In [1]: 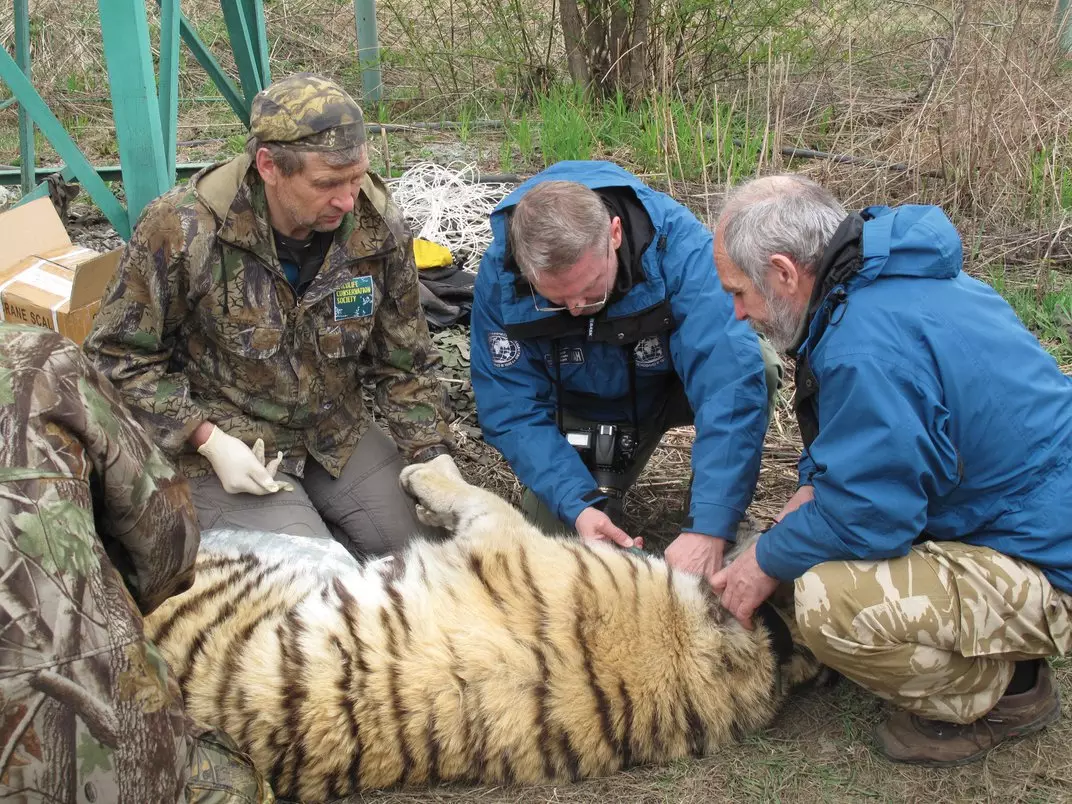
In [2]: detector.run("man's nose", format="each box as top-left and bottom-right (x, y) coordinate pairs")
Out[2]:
(332, 192), (356, 213)
(733, 297), (747, 321)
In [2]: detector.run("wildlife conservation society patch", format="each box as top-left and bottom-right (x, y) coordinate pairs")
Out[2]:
(488, 331), (521, 368)
(334, 275), (375, 321)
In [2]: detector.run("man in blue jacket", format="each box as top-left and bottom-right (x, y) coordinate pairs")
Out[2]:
(471, 161), (779, 575)
(710, 174), (1072, 765)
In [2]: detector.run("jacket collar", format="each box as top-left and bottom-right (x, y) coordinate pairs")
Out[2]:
(790, 212), (866, 357)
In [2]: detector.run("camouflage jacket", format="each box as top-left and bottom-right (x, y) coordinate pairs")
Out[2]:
(0, 323), (201, 803)
(84, 155), (452, 479)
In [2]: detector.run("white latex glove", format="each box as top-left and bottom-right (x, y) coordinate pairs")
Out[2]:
(196, 427), (293, 495)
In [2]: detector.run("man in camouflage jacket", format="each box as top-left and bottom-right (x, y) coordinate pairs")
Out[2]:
(85, 73), (452, 556)
(0, 323), (273, 804)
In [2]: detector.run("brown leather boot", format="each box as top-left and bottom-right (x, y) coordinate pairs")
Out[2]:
(875, 661), (1061, 767)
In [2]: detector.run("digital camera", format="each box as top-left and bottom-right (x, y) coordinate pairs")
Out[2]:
(563, 423), (638, 520)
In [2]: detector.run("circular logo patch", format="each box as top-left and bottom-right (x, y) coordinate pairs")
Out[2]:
(488, 331), (522, 368)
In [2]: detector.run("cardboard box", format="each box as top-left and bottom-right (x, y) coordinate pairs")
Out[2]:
(0, 197), (120, 344)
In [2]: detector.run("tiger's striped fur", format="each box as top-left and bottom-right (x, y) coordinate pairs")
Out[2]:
(146, 456), (822, 800)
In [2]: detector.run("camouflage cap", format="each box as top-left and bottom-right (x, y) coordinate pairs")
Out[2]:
(249, 73), (366, 151)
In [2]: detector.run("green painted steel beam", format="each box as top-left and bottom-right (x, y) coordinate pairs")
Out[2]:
(14, 0), (34, 198)
(164, 3), (250, 126)
(0, 46), (129, 236)
(354, 0), (383, 103)
(98, 0), (172, 230)
(242, 0), (271, 85)
(1060, 0), (1072, 53)
(159, 0), (181, 183)
(0, 163), (210, 186)
(220, 0), (266, 106)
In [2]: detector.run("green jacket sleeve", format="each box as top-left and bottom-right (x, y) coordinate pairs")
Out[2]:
(84, 199), (209, 456)
(362, 219), (453, 460)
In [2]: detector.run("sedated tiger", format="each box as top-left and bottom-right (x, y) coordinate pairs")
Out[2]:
(146, 455), (823, 801)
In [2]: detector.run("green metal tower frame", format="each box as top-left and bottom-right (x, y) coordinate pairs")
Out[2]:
(0, 0), (382, 239)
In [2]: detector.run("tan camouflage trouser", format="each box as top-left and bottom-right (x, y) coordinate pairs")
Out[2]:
(186, 728), (275, 803)
(795, 541), (1072, 724)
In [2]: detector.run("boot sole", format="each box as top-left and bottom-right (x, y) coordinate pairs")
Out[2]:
(876, 701), (1062, 768)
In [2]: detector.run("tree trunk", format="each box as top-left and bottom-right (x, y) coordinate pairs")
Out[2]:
(558, 0), (590, 87)
(608, 2), (630, 95)
(558, 0), (650, 103)
(626, 0), (652, 96)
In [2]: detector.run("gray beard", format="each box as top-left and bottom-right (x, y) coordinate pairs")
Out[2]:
(753, 289), (808, 354)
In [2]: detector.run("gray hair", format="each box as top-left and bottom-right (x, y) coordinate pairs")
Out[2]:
(246, 137), (366, 177)
(718, 174), (847, 291)
(510, 181), (609, 278)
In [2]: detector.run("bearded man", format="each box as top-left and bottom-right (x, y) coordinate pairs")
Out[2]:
(709, 174), (1072, 766)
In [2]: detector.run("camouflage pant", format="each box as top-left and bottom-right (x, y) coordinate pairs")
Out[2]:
(795, 541), (1072, 724)
(186, 727), (275, 804)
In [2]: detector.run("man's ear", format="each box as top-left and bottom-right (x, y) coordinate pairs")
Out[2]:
(254, 147), (277, 187)
(609, 216), (623, 250)
(769, 253), (803, 295)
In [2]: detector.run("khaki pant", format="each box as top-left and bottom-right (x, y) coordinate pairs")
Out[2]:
(185, 727), (275, 804)
(188, 424), (426, 559)
(522, 334), (783, 533)
(795, 541), (1072, 724)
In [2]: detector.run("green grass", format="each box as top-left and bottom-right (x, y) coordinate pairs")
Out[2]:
(987, 267), (1072, 366)
(535, 84), (596, 164)
(507, 86), (768, 183)
(1029, 141), (1072, 216)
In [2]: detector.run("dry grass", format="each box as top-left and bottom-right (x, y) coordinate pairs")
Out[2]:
(5, 0), (1072, 230)
(349, 678), (1072, 802)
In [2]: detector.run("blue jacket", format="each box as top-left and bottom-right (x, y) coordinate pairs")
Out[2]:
(756, 205), (1072, 594)
(470, 161), (769, 535)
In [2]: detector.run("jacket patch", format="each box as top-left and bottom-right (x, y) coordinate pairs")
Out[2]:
(634, 336), (666, 368)
(543, 346), (585, 368)
(334, 276), (375, 321)
(488, 331), (522, 368)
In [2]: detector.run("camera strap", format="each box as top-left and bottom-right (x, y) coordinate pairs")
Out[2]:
(626, 346), (640, 442)
(552, 336), (564, 433)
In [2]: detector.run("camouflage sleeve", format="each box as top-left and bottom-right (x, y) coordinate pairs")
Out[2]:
(364, 209), (454, 460)
(55, 336), (200, 614)
(83, 198), (209, 456)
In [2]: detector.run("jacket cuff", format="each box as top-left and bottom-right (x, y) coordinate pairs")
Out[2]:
(411, 444), (451, 463)
(754, 526), (805, 581)
(681, 502), (741, 541)
(559, 488), (608, 529)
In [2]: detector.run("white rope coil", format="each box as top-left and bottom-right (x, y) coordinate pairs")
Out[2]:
(390, 162), (515, 272)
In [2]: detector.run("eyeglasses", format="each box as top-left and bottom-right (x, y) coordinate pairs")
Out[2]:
(529, 279), (610, 313)
(528, 238), (614, 313)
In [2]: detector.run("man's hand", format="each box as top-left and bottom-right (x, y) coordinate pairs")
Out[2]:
(196, 426), (293, 495)
(575, 506), (641, 549)
(664, 532), (727, 577)
(709, 543), (779, 630)
(776, 484), (815, 522)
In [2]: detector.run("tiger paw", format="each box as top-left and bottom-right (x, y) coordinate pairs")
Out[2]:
(400, 454), (467, 529)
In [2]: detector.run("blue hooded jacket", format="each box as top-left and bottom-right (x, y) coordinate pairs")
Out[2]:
(756, 205), (1072, 594)
(470, 161), (769, 535)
